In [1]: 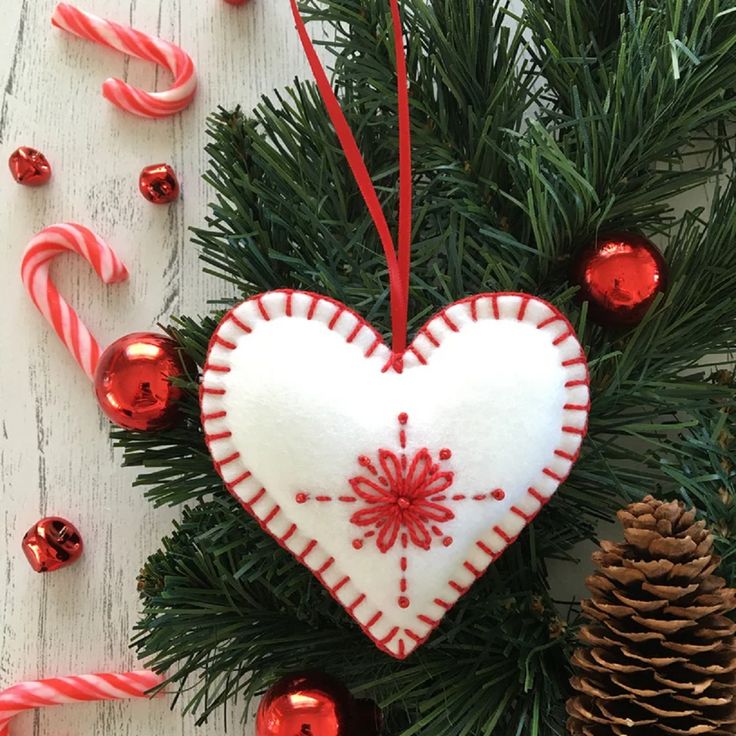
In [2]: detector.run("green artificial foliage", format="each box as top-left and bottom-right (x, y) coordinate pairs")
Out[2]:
(116, 1), (736, 733)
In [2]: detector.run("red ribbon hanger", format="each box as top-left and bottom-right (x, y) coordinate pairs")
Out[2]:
(290, 0), (413, 356)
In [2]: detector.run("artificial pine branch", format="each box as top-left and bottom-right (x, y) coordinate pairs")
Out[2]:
(114, 1), (736, 734)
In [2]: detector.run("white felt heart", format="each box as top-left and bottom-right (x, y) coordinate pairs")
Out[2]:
(201, 290), (589, 659)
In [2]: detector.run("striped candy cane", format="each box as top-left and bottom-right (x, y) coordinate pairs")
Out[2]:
(0, 671), (163, 736)
(21, 224), (129, 381)
(51, 3), (197, 119)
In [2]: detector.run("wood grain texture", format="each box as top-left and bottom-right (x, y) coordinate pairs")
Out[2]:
(0, 1), (309, 733)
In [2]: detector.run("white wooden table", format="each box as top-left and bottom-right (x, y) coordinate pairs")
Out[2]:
(0, 2), (311, 733)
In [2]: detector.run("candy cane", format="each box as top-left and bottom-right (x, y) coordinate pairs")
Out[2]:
(0, 671), (163, 736)
(51, 3), (197, 119)
(21, 224), (129, 381)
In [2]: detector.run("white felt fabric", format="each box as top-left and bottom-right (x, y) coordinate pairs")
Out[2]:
(201, 290), (589, 659)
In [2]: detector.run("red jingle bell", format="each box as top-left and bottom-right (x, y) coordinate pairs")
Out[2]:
(22, 517), (83, 573)
(139, 163), (180, 204)
(256, 672), (355, 736)
(94, 332), (189, 431)
(9, 147), (52, 186)
(571, 232), (668, 328)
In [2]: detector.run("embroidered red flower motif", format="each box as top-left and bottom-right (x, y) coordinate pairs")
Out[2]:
(349, 445), (455, 553)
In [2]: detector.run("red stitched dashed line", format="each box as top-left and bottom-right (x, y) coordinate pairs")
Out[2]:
(511, 506), (531, 522)
(398, 640), (406, 658)
(317, 557), (335, 575)
(366, 611), (383, 627)
(470, 297), (479, 321)
(477, 540), (495, 556)
(562, 356), (587, 367)
(544, 467), (564, 481)
(247, 488), (266, 506)
(553, 329), (574, 346)
(555, 449), (575, 461)
(565, 379), (588, 388)
(417, 614), (437, 626)
(280, 524), (297, 543)
(213, 335), (236, 350)
(491, 294), (499, 319)
(203, 410), (227, 421)
(256, 296), (270, 321)
(449, 580), (468, 594)
(564, 403), (589, 411)
(365, 335), (381, 357)
(307, 295), (318, 320)
(202, 387), (226, 396)
(537, 314), (561, 329)
(422, 326), (440, 347)
(409, 345), (427, 365)
(263, 505), (281, 524)
(493, 525), (513, 544)
(562, 425), (586, 435)
(215, 452), (240, 469)
(229, 313), (252, 334)
(205, 364), (231, 373)
(315, 495), (332, 502)
(464, 562), (482, 577)
(379, 627), (399, 645)
(285, 291), (293, 317)
(346, 322), (362, 343)
(528, 487), (546, 504)
(328, 307), (345, 330)
(347, 594), (366, 614)
(404, 629), (422, 643)
(338, 496), (357, 503)
(206, 431), (232, 442)
(441, 311), (459, 332)
(434, 598), (451, 610)
(517, 295), (531, 321)
(333, 576), (349, 593)
(229, 470), (252, 487)
(298, 539), (317, 562)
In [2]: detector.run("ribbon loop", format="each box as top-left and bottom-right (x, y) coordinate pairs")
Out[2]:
(290, 0), (412, 354)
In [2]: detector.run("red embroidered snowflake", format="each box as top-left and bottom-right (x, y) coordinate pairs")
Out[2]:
(349, 414), (455, 553)
(295, 412), (507, 611)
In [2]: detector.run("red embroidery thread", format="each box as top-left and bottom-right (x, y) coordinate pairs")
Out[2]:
(296, 413), (507, 610)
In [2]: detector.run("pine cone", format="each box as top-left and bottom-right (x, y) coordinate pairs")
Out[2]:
(567, 495), (736, 735)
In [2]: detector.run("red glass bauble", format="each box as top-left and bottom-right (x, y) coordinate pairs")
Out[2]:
(9, 147), (52, 186)
(94, 332), (188, 431)
(256, 673), (354, 736)
(139, 163), (180, 204)
(22, 517), (83, 573)
(571, 232), (668, 327)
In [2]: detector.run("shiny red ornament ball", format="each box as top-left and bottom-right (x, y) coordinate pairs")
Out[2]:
(9, 147), (52, 186)
(94, 332), (188, 431)
(22, 517), (83, 573)
(571, 232), (668, 328)
(139, 163), (180, 204)
(256, 673), (356, 736)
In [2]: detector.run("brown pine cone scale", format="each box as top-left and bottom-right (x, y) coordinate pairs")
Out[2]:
(567, 496), (736, 736)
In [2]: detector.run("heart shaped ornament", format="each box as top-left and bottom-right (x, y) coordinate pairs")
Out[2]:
(201, 289), (589, 659)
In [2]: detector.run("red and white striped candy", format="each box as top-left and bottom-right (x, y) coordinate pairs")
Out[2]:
(51, 3), (197, 119)
(21, 223), (129, 381)
(0, 670), (163, 736)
